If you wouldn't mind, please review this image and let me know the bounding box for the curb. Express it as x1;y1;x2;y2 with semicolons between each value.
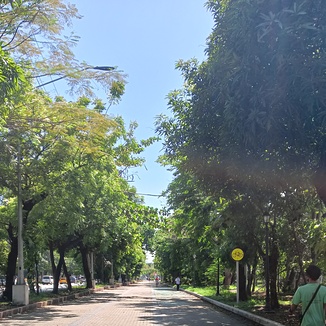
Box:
182;289;284;326
0;286;111;319
1;284;284;326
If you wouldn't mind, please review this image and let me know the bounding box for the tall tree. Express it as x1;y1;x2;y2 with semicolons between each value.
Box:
0;91;121;298
158;0;326;202
155;0;326;308
0;46;25;105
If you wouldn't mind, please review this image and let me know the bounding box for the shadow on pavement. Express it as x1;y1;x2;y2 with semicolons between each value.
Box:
1;282;256;325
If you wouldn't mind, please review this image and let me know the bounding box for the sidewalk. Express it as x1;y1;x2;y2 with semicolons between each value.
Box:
1;284;154;325
182;289;284;326
0;282;284;325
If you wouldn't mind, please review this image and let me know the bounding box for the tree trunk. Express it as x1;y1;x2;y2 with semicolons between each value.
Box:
3;223;18;301
48;244;64;294
63;259;72;291
2;197;46;301
35;257;40;294
223;268;232;288
283;266;295;292
79;244;92;288
52;247;65;294
49;242;56;276
239;263;248;301
247;259;258;297
251;258;258;293
270;240;280;309
291;222;306;285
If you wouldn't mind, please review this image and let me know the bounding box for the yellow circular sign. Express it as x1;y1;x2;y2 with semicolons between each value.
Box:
231;248;244;261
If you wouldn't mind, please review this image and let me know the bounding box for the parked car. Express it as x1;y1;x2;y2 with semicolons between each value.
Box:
59;277;67;284
0;277;5;286
42;275;53;284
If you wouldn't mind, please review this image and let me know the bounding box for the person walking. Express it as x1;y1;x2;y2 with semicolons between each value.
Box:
290;265;326;326
175;276;181;291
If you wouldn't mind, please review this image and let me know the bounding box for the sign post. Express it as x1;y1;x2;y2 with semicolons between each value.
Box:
231;248;244;304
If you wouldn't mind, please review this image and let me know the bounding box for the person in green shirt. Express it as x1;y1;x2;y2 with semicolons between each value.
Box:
290;265;326;326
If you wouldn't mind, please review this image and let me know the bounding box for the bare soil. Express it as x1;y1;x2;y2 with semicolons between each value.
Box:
251;305;300;326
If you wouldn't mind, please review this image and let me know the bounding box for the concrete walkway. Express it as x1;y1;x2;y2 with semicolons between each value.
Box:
0;281;280;325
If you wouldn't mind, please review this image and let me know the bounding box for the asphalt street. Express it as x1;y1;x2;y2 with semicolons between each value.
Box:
0;281;259;325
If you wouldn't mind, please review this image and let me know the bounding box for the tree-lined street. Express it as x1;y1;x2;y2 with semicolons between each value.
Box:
0;1;325;325
0;282;258;326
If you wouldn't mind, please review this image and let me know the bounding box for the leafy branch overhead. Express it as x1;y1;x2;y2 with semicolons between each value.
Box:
0;0;159;297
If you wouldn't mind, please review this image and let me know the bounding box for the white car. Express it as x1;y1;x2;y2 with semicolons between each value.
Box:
42;275;53;284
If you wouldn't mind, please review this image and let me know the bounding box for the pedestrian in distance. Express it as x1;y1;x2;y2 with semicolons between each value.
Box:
289;265;326;326
175;276;181;291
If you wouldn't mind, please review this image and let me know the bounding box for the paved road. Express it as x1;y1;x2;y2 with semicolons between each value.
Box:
1;281;258;325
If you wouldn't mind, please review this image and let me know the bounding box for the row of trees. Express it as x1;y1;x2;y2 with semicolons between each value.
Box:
1;0;326;311
0;0;159;300
153;0;326;309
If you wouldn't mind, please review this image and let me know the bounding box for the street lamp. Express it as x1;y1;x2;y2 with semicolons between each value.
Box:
110;259;114;287
193;254;196;286
12;64;115;305
36;65;115;88
263;211;271;311
216;257;220;296
12;143;30;305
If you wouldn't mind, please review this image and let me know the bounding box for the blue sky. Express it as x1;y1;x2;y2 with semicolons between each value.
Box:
68;1;214;209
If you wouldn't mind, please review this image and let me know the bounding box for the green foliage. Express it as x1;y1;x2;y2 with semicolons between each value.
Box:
0;0;159;298
158;0;326;200
0;239;9;275
141;263;156;279
109;81;125;105
0;1;126;99
0;87;159;292
154;0;326;306
0;46;26;105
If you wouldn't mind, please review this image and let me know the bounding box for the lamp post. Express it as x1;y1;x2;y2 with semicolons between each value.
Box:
216;257;220;296
90;251;95;289
36;66;115;88
193;254;197;286
263;211;271;311
17;144;23;286
110;259;114;287
12;64;115;305
12;143;30;305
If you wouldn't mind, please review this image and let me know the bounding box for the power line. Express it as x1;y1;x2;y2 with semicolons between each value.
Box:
136;193;161;197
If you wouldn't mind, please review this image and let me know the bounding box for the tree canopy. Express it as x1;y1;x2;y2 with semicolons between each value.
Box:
0;0;159;300
154;0;326;308
158;0;326;203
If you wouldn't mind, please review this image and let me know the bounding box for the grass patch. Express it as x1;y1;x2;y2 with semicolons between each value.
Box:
0;283;107;310
0;287;89;311
29;288;84;303
181;285;292;313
